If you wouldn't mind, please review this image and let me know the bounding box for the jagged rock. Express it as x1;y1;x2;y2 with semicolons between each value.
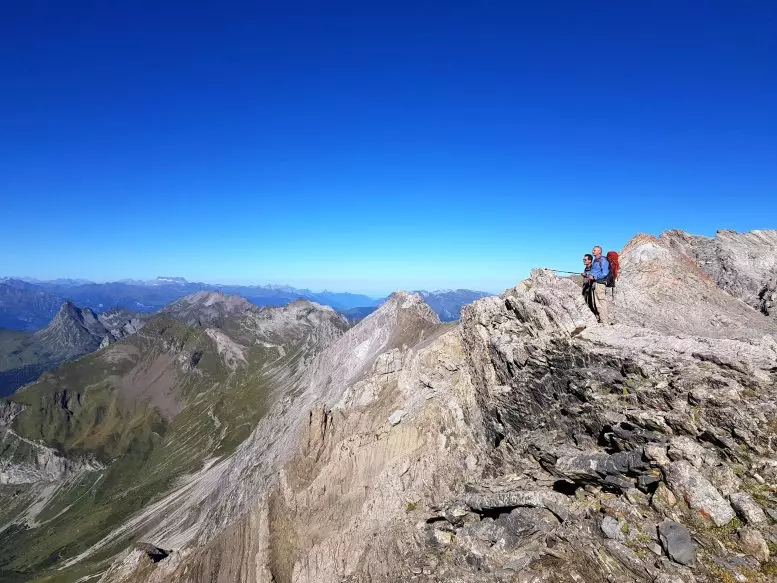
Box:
660;229;777;320
440;503;472;527
709;464;742;498
667;436;716;468
666;461;736;526
462;489;569;522
738;527;770;562
758;275;777;316
658;520;696;566
729;492;768;525
644;443;671;469
374;349;403;374
503;507;559;544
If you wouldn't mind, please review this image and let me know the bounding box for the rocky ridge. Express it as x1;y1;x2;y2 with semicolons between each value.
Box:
2;229;776;583
0;401;102;485
0;293;351;582
35;301;145;353
0;302;145;397
660;229;777;321
93;228;777;583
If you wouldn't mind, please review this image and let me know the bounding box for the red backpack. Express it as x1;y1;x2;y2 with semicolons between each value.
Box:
605;251;620;287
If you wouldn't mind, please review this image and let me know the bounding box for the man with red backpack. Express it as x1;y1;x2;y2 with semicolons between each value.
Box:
586;245;614;324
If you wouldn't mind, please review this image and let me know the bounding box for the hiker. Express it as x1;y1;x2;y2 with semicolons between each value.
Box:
581;254;597;316
586;245;611;324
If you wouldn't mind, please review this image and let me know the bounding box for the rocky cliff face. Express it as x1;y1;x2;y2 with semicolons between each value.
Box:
660;229;777;321
4;229;777;583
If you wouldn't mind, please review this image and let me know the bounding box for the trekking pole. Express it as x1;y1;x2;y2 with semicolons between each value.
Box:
545;269;580;275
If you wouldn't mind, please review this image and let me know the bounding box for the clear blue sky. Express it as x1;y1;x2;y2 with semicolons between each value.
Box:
1;1;775;295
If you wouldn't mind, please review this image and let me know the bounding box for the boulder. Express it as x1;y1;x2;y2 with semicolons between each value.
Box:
666;461;735;526
739;527;770;562
729;492;767;525
658;520;696;566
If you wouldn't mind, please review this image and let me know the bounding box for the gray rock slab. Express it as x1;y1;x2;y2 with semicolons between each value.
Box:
729;492;767;525
658;520;696;566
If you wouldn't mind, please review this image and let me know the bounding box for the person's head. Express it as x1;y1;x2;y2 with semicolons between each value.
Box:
592;246;602;257
583;254;593;266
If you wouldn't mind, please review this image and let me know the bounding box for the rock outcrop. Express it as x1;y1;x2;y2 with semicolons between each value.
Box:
0;302;146;397
4;229;777;583
0;401;102;485
660;228;777;321
34;301;145;354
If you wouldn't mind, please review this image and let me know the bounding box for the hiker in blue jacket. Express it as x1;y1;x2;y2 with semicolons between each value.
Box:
586;246;611;324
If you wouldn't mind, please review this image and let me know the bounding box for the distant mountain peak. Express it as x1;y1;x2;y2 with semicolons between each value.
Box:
154;276;189;284
286;297;334;311
162;291;259;327
191;290;254;310
53;300;85;322
379;291;440;324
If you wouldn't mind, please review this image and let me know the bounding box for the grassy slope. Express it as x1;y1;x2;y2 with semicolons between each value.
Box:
0;329;61;398
0;316;286;583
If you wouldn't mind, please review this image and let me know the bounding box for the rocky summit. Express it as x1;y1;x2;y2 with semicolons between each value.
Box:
1;229;777;583
0;302;144;397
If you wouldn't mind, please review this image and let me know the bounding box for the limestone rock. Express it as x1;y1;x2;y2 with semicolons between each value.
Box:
666;461;736;526
660;229;777;321
388;409;406;426
651;482;678;515
729;492;768;525
738;527;770;562
601;515;628;541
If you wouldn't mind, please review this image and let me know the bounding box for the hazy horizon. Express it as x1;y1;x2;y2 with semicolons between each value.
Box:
1;273;502;298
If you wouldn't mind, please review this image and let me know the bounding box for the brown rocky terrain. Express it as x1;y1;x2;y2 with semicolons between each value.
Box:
5;229;777;583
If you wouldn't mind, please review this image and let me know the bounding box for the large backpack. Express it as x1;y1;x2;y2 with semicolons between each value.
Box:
605;251;619;287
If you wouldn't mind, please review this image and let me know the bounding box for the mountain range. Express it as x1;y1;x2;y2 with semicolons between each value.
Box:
1;229;776;583
0;277;487;330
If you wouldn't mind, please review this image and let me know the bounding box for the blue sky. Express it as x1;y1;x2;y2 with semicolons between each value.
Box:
1;1;775;295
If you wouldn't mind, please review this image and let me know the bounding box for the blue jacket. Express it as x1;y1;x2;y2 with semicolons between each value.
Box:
590;255;609;281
